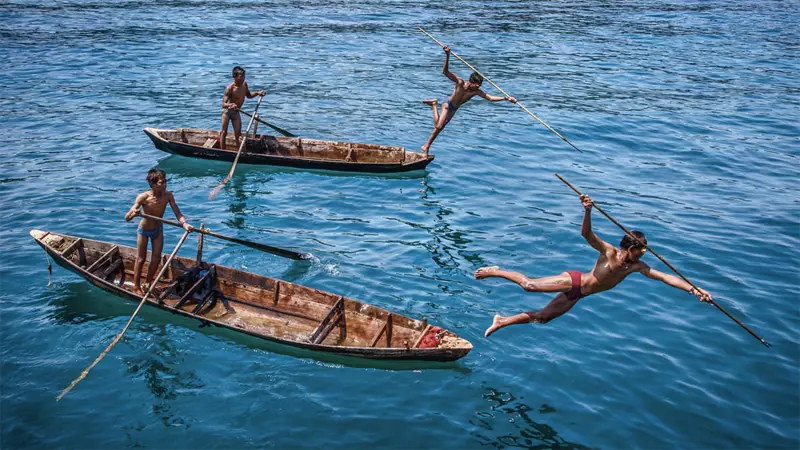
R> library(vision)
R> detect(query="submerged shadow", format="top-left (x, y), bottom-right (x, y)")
top-left (470, 385), bottom-right (594, 449)
top-left (156, 154), bottom-right (429, 181)
top-left (46, 282), bottom-right (470, 373)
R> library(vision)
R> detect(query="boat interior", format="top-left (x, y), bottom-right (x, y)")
top-left (35, 232), bottom-right (467, 352)
top-left (152, 128), bottom-right (427, 164)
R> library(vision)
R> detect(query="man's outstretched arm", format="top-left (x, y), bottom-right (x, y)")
top-left (640, 265), bottom-right (713, 302)
top-left (477, 90), bottom-right (517, 103)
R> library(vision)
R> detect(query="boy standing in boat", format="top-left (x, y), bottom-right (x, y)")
top-left (421, 46), bottom-right (517, 157)
top-left (220, 66), bottom-right (266, 150)
top-left (475, 194), bottom-right (713, 337)
top-left (125, 168), bottom-right (193, 295)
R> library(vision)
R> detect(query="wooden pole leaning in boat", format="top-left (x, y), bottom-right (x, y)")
top-left (554, 173), bottom-right (771, 348)
top-left (138, 212), bottom-right (311, 260)
top-left (56, 229), bottom-right (192, 401)
top-left (238, 110), bottom-right (296, 137)
top-left (209, 95), bottom-right (264, 201)
top-left (417, 26), bottom-right (582, 154)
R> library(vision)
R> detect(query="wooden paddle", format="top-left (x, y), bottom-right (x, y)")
top-left (209, 95), bottom-right (264, 200)
top-left (139, 212), bottom-right (311, 260)
top-left (238, 110), bottom-right (296, 137)
top-left (56, 229), bottom-right (192, 401)
top-left (418, 26), bottom-right (583, 154)
top-left (554, 173), bottom-right (771, 348)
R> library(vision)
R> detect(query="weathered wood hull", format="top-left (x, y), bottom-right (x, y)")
top-left (31, 230), bottom-right (471, 362)
top-left (144, 128), bottom-right (434, 173)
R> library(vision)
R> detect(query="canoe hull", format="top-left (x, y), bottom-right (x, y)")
top-left (31, 230), bottom-right (471, 362)
top-left (144, 128), bottom-right (434, 173)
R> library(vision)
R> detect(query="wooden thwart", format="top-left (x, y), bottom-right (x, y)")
top-left (369, 313), bottom-right (393, 348)
top-left (309, 296), bottom-right (345, 345)
top-left (412, 325), bottom-right (433, 349)
top-left (86, 245), bottom-right (119, 274)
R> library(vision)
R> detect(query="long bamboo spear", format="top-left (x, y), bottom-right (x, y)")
top-left (209, 94), bottom-right (264, 200)
top-left (139, 212), bottom-right (311, 260)
top-left (57, 229), bottom-right (193, 401)
top-left (418, 26), bottom-right (582, 153)
top-left (554, 173), bottom-right (770, 348)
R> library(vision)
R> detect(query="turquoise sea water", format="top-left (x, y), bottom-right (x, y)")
top-left (1, 0), bottom-right (798, 448)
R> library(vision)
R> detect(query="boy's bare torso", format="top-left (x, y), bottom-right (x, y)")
top-left (581, 248), bottom-right (645, 295)
top-left (138, 191), bottom-right (172, 229)
top-left (225, 82), bottom-right (250, 109)
top-left (448, 80), bottom-right (483, 109)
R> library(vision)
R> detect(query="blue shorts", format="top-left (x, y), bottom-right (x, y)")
top-left (138, 225), bottom-right (163, 239)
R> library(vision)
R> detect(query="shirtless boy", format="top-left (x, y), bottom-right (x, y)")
top-left (124, 168), bottom-right (193, 295)
top-left (476, 194), bottom-right (713, 337)
top-left (220, 66), bottom-right (265, 150)
top-left (421, 46), bottom-right (517, 156)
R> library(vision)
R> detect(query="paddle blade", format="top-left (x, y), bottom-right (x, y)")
top-left (208, 179), bottom-right (227, 200)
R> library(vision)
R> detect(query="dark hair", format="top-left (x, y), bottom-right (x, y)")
top-left (232, 66), bottom-right (245, 76)
top-left (620, 230), bottom-right (647, 250)
top-left (469, 72), bottom-right (483, 85)
top-left (147, 168), bottom-right (166, 186)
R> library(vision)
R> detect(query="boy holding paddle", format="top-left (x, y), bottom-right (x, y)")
top-left (220, 66), bottom-right (266, 150)
top-left (476, 194), bottom-right (713, 337)
top-left (421, 46), bottom-right (517, 156)
top-left (125, 168), bottom-right (193, 295)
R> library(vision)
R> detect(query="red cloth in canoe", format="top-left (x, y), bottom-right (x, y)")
top-left (418, 326), bottom-right (443, 349)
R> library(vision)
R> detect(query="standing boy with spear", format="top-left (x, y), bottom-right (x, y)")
top-left (421, 45), bottom-right (517, 157)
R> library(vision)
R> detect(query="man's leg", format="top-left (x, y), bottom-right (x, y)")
top-left (232, 114), bottom-right (242, 149)
top-left (421, 104), bottom-right (454, 156)
top-left (132, 234), bottom-right (148, 295)
top-left (485, 292), bottom-right (580, 337)
top-left (422, 99), bottom-right (439, 124)
top-left (475, 266), bottom-right (572, 293)
top-left (220, 113), bottom-right (230, 150)
top-left (145, 232), bottom-right (164, 289)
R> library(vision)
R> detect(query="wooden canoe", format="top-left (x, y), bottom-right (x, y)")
top-left (30, 230), bottom-right (471, 362)
top-left (144, 128), bottom-right (434, 173)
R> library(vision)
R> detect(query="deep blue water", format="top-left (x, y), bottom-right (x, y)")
top-left (1, 0), bottom-right (798, 448)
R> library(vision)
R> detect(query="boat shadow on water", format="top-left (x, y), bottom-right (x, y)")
top-left (47, 282), bottom-right (470, 373)
top-left (156, 154), bottom-right (431, 181)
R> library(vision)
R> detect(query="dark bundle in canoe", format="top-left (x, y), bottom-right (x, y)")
top-left (31, 230), bottom-right (471, 362)
top-left (144, 128), bottom-right (434, 173)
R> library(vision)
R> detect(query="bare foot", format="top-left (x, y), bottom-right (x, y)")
top-left (421, 144), bottom-right (430, 157)
top-left (422, 99), bottom-right (438, 106)
top-left (475, 265), bottom-right (500, 279)
top-left (485, 314), bottom-right (504, 338)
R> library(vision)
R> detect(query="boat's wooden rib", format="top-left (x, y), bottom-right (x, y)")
top-left (31, 230), bottom-right (471, 362)
top-left (143, 128), bottom-right (434, 173)
top-left (309, 296), bottom-right (345, 345)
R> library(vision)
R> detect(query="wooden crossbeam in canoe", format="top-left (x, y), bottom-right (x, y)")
top-left (86, 245), bottom-right (119, 274)
top-left (369, 313), bottom-right (393, 348)
top-left (61, 238), bottom-right (87, 267)
top-left (309, 296), bottom-right (345, 345)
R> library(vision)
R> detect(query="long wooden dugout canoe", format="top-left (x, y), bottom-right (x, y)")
top-left (144, 128), bottom-right (434, 173)
top-left (31, 230), bottom-right (471, 361)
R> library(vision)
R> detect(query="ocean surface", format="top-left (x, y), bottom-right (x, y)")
top-left (1, 0), bottom-right (798, 448)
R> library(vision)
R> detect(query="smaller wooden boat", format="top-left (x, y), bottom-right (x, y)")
top-left (31, 230), bottom-right (471, 362)
top-left (144, 128), bottom-right (434, 173)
